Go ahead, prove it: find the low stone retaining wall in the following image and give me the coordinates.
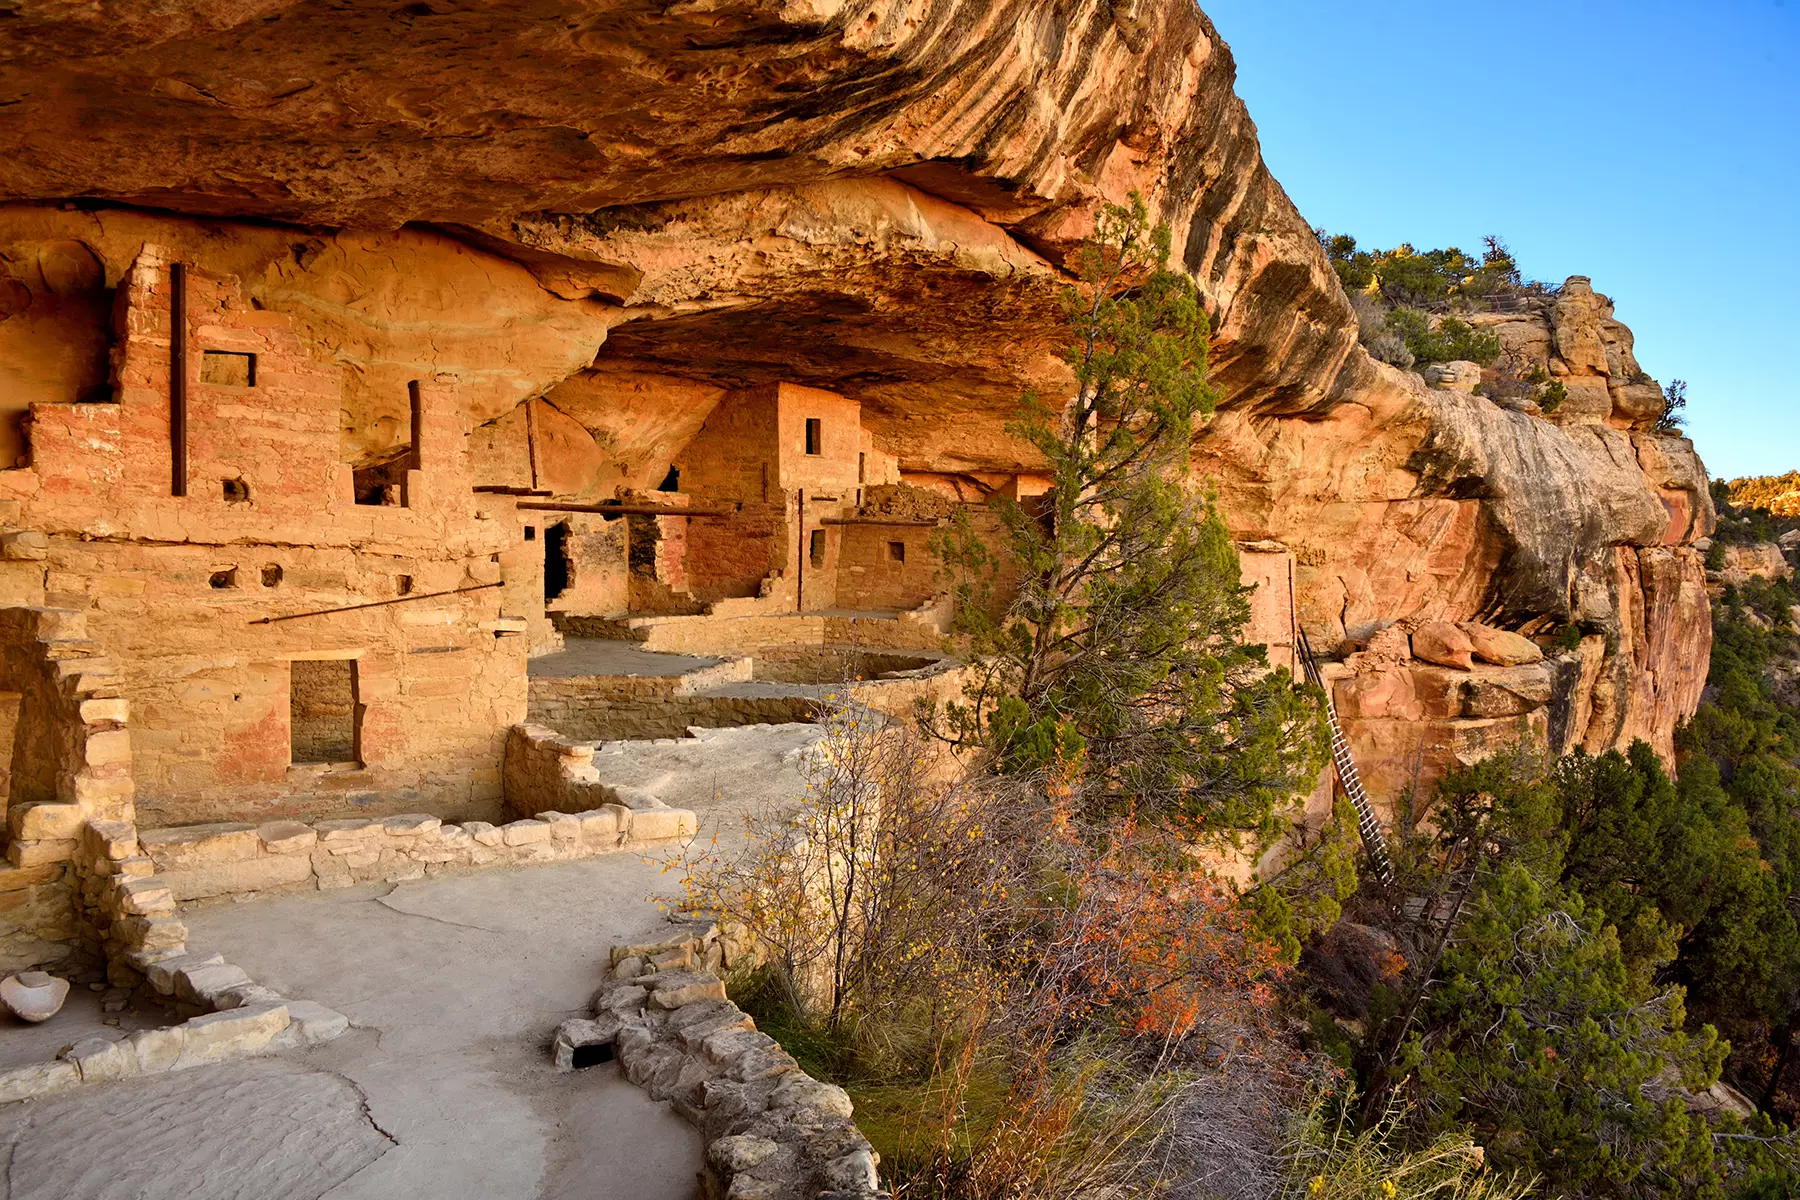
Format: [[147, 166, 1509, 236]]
[[0, 928, 348, 1104], [551, 925, 882, 1200], [528, 676, 819, 742], [137, 801, 698, 905]]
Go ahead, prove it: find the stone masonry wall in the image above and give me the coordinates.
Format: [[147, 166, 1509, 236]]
[[0, 248, 530, 827]]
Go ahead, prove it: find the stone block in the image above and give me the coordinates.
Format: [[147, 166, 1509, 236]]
[[314, 818, 380, 844], [126, 1025, 186, 1074], [578, 805, 629, 847], [79, 696, 130, 724], [551, 1017, 617, 1071], [83, 818, 139, 861], [174, 1003, 290, 1068], [1, 530, 49, 561], [537, 811, 583, 842], [117, 876, 175, 916], [0, 863, 63, 892], [147, 951, 225, 996], [71, 769, 136, 808], [257, 821, 318, 854], [160, 852, 315, 902], [770, 1074, 854, 1119], [65, 1036, 134, 1084], [9, 803, 86, 842], [500, 819, 551, 846], [0, 1060, 81, 1103], [8, 838, 76, 867], [140, 822, 259, 871], [644, 971, 728, 1010], [215, 983, 284, 1010], [465, 820, 503, 847], [381, 813, 442, 837], [629, 808, 698, 844], [708, 1135, 780, 1174], [119, 915, 188, 954], [83, 728, 132, 767], [176, 962, 252, 1007], [280, 999, 350, 1045]]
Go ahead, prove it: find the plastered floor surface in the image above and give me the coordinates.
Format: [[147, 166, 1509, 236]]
[[0, 723, 825, 1200]]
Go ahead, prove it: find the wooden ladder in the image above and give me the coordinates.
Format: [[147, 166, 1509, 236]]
[[1298, 627, 1395, 886]]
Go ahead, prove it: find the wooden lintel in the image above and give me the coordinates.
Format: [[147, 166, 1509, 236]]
[[819, 517, 946, 527]]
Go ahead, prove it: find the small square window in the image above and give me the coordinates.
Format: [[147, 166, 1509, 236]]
[[804, 418, 822, 456], [221, 477, 250, 503], [200, 350, 256, 387], [209, 568, 239, 589], [887, 541, 906, 563], [523, 526, 536, 541]]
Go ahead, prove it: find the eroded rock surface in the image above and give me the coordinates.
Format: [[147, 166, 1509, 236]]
[[0, 0, 1713, 806]]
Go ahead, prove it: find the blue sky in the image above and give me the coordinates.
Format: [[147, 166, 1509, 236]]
[[1200, 0, 1800, 481]]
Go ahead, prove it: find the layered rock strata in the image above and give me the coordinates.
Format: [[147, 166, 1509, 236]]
[[0, 0, 1714, 816]]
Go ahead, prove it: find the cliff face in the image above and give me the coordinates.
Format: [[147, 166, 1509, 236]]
[[0, 0, 1712, 799]]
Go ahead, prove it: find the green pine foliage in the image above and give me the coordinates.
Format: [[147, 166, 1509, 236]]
[[932, 194, 1326, 834]]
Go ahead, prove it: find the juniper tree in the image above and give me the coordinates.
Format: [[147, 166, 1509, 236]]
[[933, 193, 1324, 834]]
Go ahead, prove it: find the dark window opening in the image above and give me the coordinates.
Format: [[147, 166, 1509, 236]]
[[209, 568, 238, 589], [570, 1043, 615, 1069], [544, 521, 571, 602], [200, 350, 256, 387], [888, 541, 906, 563], [396, 574, 414, 596], [353, 389, 417, 505], [290, 659, 358, 765], [261, 564, 283, 588], [353, 454, 408, 507], [804, 418, 822, 456], [857, 452, 865, 483], [809, 529, 826, 569], [523, 526, 536, 542], [657, 466, 680, 492], [222, 477, 250, 504]]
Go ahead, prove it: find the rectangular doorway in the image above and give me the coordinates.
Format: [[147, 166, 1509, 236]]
[[290, 659, 359, 765]]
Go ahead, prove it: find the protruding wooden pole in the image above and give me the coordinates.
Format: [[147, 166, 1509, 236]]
[[169, 262, 189, 497], [525, 398, 542, 490]]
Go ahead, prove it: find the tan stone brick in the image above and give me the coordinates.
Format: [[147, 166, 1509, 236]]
[[256, 821, 318, 854], [628, 808, 698, 845], [174, 1004, 290, 1068], [0, 862, 64, 892], [380, 813, 441, 837], [500, 819, 551, 846], [126, 1025, 186, 1074], [0, 1060, 81, 1102], [83, 727, 132, 767], [9, 803, 85, 842], [162, 853, 317, 901], [9, 838, 76, 867], [65, 1036, 135, 1084], [83, 818, 139, 861], [140, 822, 258, 871], [79, 697, 130, 723]]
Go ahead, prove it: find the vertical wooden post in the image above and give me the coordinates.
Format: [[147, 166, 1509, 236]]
[[169, 262, 189, 497], [405, 380, 423, 508], [795, 488, 805, 614], [524, 397, 542, 490]]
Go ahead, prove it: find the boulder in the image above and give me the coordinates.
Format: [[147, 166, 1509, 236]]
[[1460, 622, 1545, 667], [1411, 622, 1476, 671]]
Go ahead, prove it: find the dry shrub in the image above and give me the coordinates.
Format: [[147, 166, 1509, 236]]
[[680, 697, 1294, 1199]]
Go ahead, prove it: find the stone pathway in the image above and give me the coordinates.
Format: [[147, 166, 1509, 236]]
[[1, 857, 704, 1200]]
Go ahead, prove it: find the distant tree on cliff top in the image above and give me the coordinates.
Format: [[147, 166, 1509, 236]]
[[1654, 378, 1689, 433], [1729, 470, 1800, 518], [933, 194, 1326, 835]]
